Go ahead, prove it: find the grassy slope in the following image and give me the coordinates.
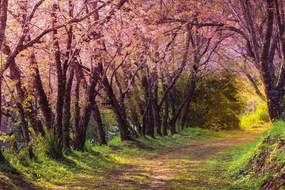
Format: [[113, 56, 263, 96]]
[[193, 122, 285, 190], [226, 121, 285, 189], [202, 129, 269, 189]]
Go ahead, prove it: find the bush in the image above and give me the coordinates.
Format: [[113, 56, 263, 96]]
[[183, 73, 245, 130], [240, 103, 270, 128], [42, 133, 63, 159], [83, 139, 94, 152]]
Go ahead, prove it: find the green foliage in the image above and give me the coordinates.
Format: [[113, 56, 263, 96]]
[[240, 102, 270, 129], [83, 139, 94, 152], [41, 133, 63, 160], [184, 73, 245, 130]]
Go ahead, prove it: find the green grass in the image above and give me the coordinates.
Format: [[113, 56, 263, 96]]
[[202, 121, 285, 189], [0, 126, 271, 190], [0, 127, 225, 189], [166, 126, 268, 190], [207, 131, 269, 189], [268, 121, 285, 139]]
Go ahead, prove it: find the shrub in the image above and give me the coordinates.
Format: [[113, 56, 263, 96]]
[[182, 73, 245, 130], [240, 103, 270, 128], [42, 133, 63, 159], [83, 139, 94, 152]]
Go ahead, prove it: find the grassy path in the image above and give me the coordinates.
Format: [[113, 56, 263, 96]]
[[0, 128, 265, 189], [102, 129, 264, 190]]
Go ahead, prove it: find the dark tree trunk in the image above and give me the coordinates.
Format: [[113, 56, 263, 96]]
[[9, 63, 35, 158], [130, 108, 142, 134], [62, 0, 75, 149], [170, 76, 196, 134], [0, 0, 9, 48], [147, 100, 155, 138], [162, 84, 169, 136], [180, 67, 198, 129], [52, 4, 64, 145], [77, 106, 92, 150], [6, 44, 38, 150], [0, 149, 5, 162], [74, 64, 102, 150], [142, 75, 155, 138], [92, 104, 107, 145], [152, 71, 162, 136], [241, 0, 280, 121], [169, 88, 177, 134], [0, 78, 8, 161], [73, 66, 82, 149], [16, 102, 30, 145], [259, 0, 280, 120], [0, 79, 2, 131], [29, 48, 53, 131], [62, 62, 75, 149], [9, 60, 31, 145], [101, 72, 131, 141]]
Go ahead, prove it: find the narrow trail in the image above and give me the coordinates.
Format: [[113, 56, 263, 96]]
[[108, 130, 263, 190], [0, 129, 263, 190]]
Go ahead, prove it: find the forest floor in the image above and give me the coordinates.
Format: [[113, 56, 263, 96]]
[[102, 128, 265, 190], [0, 127, 266, 190]]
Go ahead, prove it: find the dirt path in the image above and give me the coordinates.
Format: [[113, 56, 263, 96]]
[[109, 130, 264, 190], [0, 129, 265, 190], [148, 137, 257, 189]]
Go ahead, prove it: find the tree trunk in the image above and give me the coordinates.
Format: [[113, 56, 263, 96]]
[[130, 108, 142, 135], [152, 71, 162, 136], [74, 64, 102, 150], [162, 84, 169, 136], [0, 149, 5, 162], [1, 62, 6, 162], [92, 103, 107, 145], [142, 75, 155, 138], [101, 72, 131, 141], [169, 88, 177, 134], [259, 0, 280, 120], [0, 0, 9, 48], [0, 79, 2, 131], [240, 0, 279, 121], [52, 4, 64, 145], [9, 60, 31, 144], [62, 62, 75, 149], [73, 67, 82, 149], [29, 47, 53, 131], [62, 0, 75, 150], [180, 66, 198, 129], [147, 99, 155, 138]]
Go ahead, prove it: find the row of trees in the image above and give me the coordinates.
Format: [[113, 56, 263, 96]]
[[0, 0, 284, 159]]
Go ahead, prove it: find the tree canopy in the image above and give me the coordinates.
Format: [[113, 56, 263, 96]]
[[0, 0, 283, 159]]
